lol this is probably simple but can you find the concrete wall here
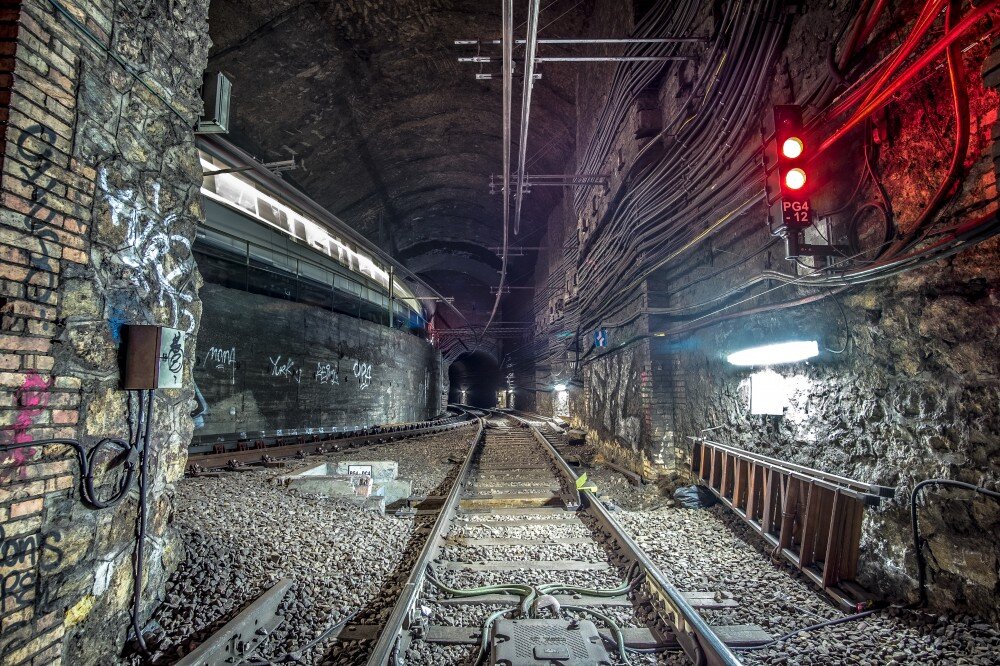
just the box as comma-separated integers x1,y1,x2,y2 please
0,0,210,663
194,283,447,437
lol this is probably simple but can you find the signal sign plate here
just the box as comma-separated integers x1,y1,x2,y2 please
594,329,608,347
781,198,812,229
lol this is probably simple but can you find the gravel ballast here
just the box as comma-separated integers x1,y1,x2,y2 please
146,426,475,664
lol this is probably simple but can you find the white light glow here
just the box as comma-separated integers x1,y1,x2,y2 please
554,383,567,392
749,369,789,415
726,340,819,366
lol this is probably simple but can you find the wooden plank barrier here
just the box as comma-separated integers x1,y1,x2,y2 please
690,437,895,611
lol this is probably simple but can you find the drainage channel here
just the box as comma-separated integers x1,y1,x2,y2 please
332,410,768,665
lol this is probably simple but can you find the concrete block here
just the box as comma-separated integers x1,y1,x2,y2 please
333,459,398,481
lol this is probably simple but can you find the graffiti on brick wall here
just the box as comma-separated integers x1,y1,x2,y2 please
0,526,63,625
0,372,52,480
15,125,61,302
353,361,373,389
97,168,196,333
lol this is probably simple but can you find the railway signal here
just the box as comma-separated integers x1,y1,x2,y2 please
763,105,813,234
762,105,848,260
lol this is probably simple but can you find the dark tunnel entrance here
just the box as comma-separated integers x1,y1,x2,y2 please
448,351,501,407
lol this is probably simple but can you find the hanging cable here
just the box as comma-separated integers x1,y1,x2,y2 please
129,389,155,656
480,0,516,341
910,479,1000,607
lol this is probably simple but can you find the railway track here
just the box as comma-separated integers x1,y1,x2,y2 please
185,411,475,471
326,410,766,665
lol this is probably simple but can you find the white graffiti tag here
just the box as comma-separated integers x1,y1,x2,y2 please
269,356,300,383
98,168,196,333
204,346,237,369
315,362,340,385
353,361,373,390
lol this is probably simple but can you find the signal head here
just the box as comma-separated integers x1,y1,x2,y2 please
781,137,804,159
785,168,806,190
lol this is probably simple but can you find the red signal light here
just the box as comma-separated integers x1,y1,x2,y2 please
785,168,806,190
781,137,804,159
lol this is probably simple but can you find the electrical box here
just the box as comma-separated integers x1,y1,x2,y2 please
197,71,231,134
491,619,611,665
122,325,186,390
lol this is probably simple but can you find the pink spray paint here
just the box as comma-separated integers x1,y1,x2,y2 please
1,372,53,478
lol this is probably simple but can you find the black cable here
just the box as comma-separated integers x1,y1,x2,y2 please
735,609,876,651
0,435,137,510
130,389,154,656
847,200,892,261
910,479,1000,607
824,290,850,354
245,610,358,665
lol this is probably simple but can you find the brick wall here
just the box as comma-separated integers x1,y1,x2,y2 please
0,1,210,663
0,1,19,178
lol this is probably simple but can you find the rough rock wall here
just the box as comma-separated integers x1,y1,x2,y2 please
533,0,1000,621
651,4,1000,621
0,1,210,663
194,283,447,437
675,239,1000,621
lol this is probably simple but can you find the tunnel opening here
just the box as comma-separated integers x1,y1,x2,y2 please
448,351,501,407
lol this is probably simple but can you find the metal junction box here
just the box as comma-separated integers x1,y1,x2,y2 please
122,325,186,390
490,619,611,666
198,71,232,134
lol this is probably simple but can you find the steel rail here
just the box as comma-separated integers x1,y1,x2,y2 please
187,416,475,470
502,411,744,666
365,413,486,665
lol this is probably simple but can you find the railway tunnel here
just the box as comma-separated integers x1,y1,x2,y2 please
1,0,999,664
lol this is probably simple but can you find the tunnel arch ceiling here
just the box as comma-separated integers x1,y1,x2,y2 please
206,0,585,314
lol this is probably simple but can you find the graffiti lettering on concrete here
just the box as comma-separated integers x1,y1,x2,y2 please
204,346,237,370
353,361,373,390
269,356,301,383
0,526,64,621
98,168,196,333
0,373,53,480
315,362,340,385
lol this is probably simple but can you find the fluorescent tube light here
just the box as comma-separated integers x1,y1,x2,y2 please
727,340,819,367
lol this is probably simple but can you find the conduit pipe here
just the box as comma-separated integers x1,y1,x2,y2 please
482,0,515,337
513,0,541,236
820,0,998,154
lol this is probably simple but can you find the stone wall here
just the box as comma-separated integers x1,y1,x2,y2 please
672,241,1000,621
0,1,210,663
194,283,446,437
530,0,1000,621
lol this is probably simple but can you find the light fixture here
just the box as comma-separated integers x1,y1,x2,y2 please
553,383,567,392
784,167,807,190
781,136,804,159
726,340,819,366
